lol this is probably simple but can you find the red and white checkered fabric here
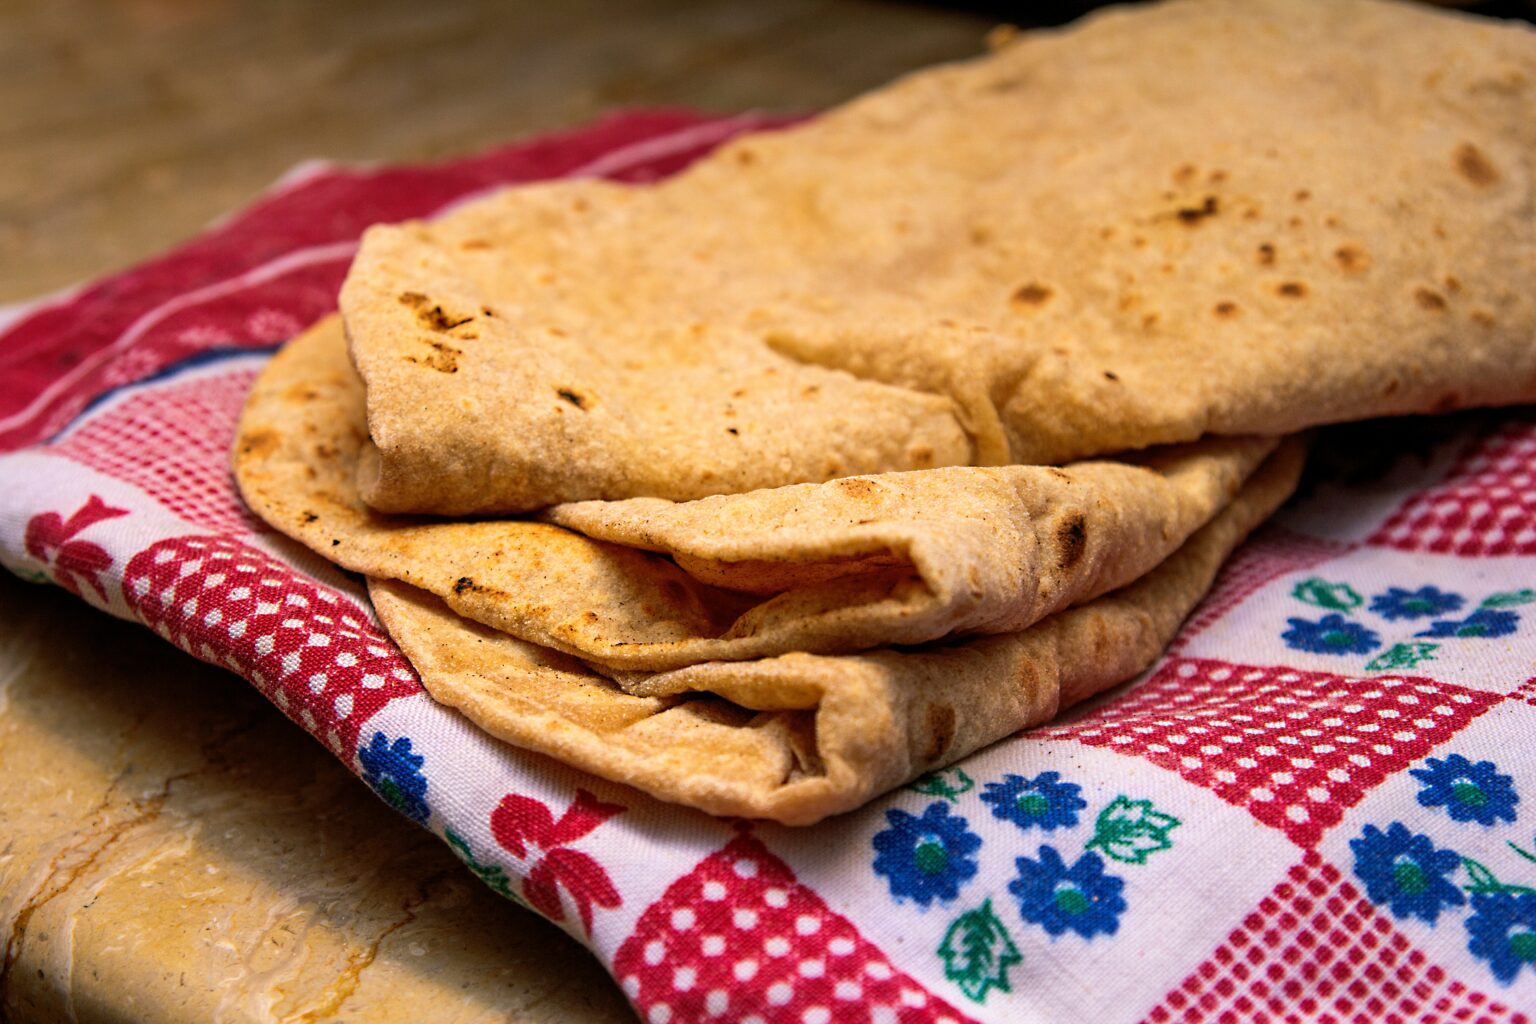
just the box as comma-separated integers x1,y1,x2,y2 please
3,112,1535,1023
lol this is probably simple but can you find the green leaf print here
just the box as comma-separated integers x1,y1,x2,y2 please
938,899,1022,1003
1086,795,1181,865
445,827,526,905
1482,589,1536,609
1292,578,1364,614
1364,642,1439,672
910,767,975,804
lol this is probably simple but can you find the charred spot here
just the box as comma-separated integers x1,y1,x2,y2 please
301,511,319,524
1057,513,1088,570
398,291,429,307
726,427,739,436
1454,143,1500,187
1277,281,1308,299
331,539,341,547
481,306,497,317
1257,243,1276,266
1415,287,1448,311
1175,195,1220,224
924,704,957,764
1334,244,1370,273
1010,282,1054,307
1103,370,1120,382
557,388,587,409
419,305,474,331
1214,300,1240,318
453,576,475,595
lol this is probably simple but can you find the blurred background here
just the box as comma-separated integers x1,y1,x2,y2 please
4,0,1534,305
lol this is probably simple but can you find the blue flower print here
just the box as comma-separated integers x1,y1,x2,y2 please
1416,608,1520,640
1467,891,1536,984
1411,753,1519,826
359,732,431,825
1350,822,1465,924
872,802,981,908
1282,613,1382,655
1009,846,1126,939
981,772,1087,833
1369,586,1465,622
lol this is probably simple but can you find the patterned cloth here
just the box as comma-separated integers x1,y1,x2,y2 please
3,112,1535,1024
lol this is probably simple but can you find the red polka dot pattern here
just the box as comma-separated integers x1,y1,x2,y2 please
1369,420,1536,556
1141,851,1529,1024
51,368,264,534
612,834,976,1024
122,534,421,756
1042,658,1502,847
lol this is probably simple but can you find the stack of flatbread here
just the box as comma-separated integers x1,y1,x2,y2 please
234,0,1536,824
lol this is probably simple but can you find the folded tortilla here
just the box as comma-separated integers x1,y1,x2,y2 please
340,0,1536,515
236,317,1276,671
369,438,1303,823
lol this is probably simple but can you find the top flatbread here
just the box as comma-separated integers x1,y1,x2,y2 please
341,0,1536,515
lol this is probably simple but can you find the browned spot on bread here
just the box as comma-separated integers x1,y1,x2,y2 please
398,291,429,307
1444,276,1462,294
1242,207,1261,221
300,511,319,524
837,478,881,499
1047,468,1072,481
1173,163,1198,185
1214,300,1240,318
239,429,280,459
1057,513,1088,570
1287,216,1304,228
1099,226,1117,240
1141,312,1161,329
1131,235,1147,249
969,225,993,245
1103,370,1120,382
924,704,957,764
735,148,757,165
1277,281,1308,299
909,446,935,467
406,338,462,373
459,240,493,251
1174,195,1219,224
1454,143,1500,186
453,576,476,595
1471,309,1497,328
419,305,474,331
1334,244,1370,273
1415,287,1448,311
557,388,588,409
1257,243,1276,266
1383,378,1400,396
1433,392,1461,412
1294,189,1311,202
1011,282,1054,307
1209,169,1228,184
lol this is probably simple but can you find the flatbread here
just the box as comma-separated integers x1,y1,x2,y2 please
370,438,1304,823
235,317,1276,670
341,0,1536,515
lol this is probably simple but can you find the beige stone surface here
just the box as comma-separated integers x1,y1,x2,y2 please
0,574,636,1023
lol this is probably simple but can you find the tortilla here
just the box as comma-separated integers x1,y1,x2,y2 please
369,438,1304,823
340,0,1536,515
236,317,1276,670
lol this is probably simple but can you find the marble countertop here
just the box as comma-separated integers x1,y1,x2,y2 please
0,1,992,1020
